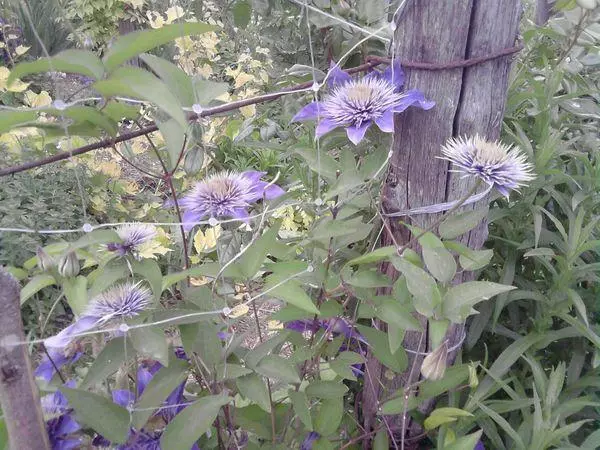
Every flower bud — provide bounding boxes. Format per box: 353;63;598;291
183;146;204;175
58;252;80;278
468;362;479;389
36;247;56;272
576;0;597;10
421;341;448;381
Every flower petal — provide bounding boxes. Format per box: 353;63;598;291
346;122;370;145
55;414;81;436
241;170;267;183
292;102;321;122
44;316;100;349
35;349;82;382
315;119;339;138
232;208;250;222
327;61;351;87
112;389;135;409
393;89;435;113
383;60;405;89
375;110;395;132
182;210;203;231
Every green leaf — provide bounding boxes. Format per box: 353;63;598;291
20;274;55;305
442;281;516;323
306;381;349;399
374;298;422;331
133;358;188;429
356;324;407;372
346;269;391;288
255;355;300;383
244;331;290;368
215;364;252;380
390;256;441;317
438;207;488;239
179;322;222;369
44;106;118;136
81;337;134;389
264;276;319;314
314;397;344;436
289;390;312;430
381;365;469;414
162;263;220;291
8;50;105;84
346;246;397;266
424;407;473;430
130;259;163;302
0;110;38;134
61;276;87;315
160;394;230;450
476;402;525;450
129;327;169;366
237;374;271;412
233;0;252;28
458;249;494;271
157;118;186;169
468;334;544;407
422;246;457;284
61;387;130;444
443;430;483;450
103;23;217;72
193;79;230;106
373;430;389;450
566;288;589;326
140;53;194;106
237;222;282;279
93;67;187;129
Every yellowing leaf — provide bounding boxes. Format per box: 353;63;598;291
268;320;283;330
234;72;254;88
15;45;30;56
193;226;221;253
97;161;122;177
130;139;146;154
165;6;185;24
127;0;145;8
227;304;249;318
190;276;211;286
147;11;165;29
24;90;52;108
240;104;255;118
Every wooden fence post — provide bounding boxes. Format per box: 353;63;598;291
362;0;522;446
0;268;50;450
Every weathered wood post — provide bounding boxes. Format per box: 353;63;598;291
362;0;521;446
0;268;50;450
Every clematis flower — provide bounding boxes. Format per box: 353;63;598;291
106;224;157;259
93;351;199;450
44;283;151;350
179;170;285;231
440;135;535;198
301;431;320;450
35;348;82;382
292;61;434;144
285;317;365;343
41;383;82;450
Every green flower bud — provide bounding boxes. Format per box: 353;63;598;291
468;362;479;389
58;252;80;278
36;247;56;272
421;341;448;381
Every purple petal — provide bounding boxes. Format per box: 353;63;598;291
55;415;81;436
301;432;320;450
315;119;339;138
182;210;202;231
285;319;319;334
392;89;435;113
496;184;510;199
375;110;395;133
137;367;154;396
346;122;370;145
112;389;135;409
292;102;321;122
247;179;286;202
44;316;100;350
241;170;267;183
383;60;405;89
54;439;84;450
475;441;485;450
327;61;351;87
232;208;250;222
35;350;82;382
264;183;286;200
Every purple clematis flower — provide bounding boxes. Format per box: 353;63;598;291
301;431;320;450
292;61;434;145
41;383;83;450
94;352;199;450
44;283;151;350
35;348;82;382
106;224;157;259
179;170;285;231
286;317;365;343
474;441;485;450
